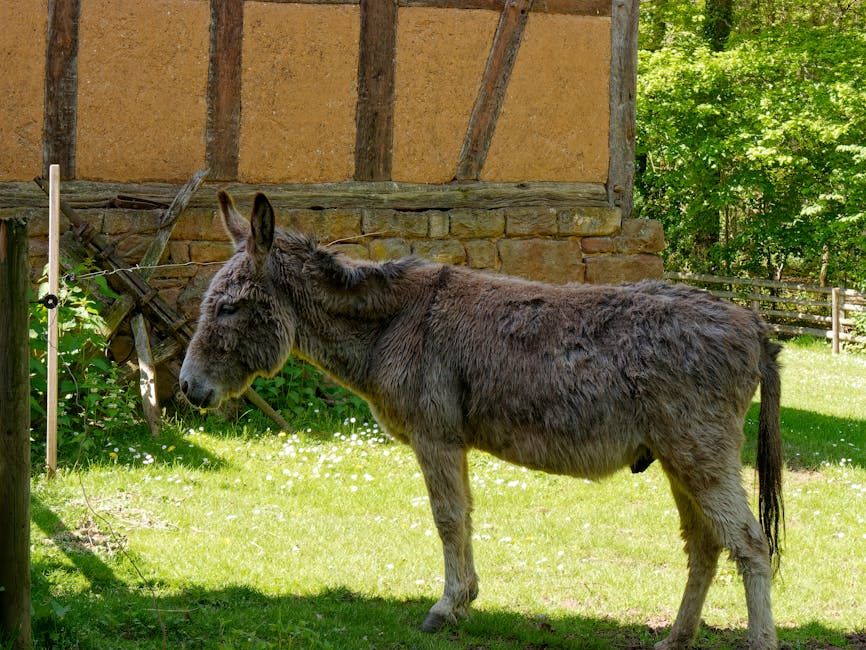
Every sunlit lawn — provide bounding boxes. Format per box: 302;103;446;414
30;340;866;648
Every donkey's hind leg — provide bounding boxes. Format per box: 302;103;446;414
655;479;723;650
666;459;777;649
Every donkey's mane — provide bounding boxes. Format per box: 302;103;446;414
274;228;428;316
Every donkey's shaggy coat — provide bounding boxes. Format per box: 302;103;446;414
180;193;784;649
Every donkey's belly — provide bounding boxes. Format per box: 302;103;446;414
469;423;644;479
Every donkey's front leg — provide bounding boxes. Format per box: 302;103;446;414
412;438;477;632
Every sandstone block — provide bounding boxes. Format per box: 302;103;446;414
101;209;160;236
450;209;505;238
580;237;615;254
558;207;621;237
584;254;664;285
369;238;411;261
428;211;450;238
498;239;584;284
168;241;191;263
173;209;229;241
363;210;428;238
189;241;235;263
615;219;666;254
285;209;361;242
464;239;498;269
505;208;558;236
412;239;466;265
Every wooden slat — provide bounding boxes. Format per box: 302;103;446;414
206;0;244;180
354;0;398;181
664;271;836;294
455;0;533;181
607;0;639;217
2;180;609;210
43;0;81;178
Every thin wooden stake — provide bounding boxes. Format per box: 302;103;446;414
831;287;841;355
46;164;60;477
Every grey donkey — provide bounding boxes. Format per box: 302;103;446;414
179;192;784;649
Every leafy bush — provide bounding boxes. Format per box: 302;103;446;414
252;359;371;430
29;274;142;465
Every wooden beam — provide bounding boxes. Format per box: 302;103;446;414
0;217;32;650
607;0;639;218
2;180;610;210
43;0;80;178
206;0;244;180
251;0;611;13
354;0;398;181
455;0;533;180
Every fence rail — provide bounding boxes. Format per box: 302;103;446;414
664;271;866;353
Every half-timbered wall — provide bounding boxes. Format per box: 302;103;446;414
1;0;662;322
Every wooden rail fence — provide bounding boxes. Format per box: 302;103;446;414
665;271;866;354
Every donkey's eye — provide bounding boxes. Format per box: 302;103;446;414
217;302;238;317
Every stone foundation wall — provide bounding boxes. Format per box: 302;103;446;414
22;204;664;323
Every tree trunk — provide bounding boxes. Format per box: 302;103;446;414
0;217;32;650
704;0;734;51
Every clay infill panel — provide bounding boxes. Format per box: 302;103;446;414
76;0;209;182
239;3;359;184
393;8;497;184
0;0;46;181
482;14;611;183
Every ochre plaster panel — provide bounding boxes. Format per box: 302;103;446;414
76;0;209;181
392;8;497;183
482;14;610;183
239;3;359;183
0;0;46;180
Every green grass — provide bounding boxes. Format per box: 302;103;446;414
29;340;866;649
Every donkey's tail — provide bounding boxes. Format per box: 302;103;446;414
757;337;784;570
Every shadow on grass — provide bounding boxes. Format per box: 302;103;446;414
30;502;861;649
743;405;866;470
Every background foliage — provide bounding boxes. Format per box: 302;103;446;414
636;0;866;287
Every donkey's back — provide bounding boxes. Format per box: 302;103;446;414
371;268;766;479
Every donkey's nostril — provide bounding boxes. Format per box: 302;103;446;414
180;380;189;395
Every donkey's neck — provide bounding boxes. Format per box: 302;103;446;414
293;312;387;399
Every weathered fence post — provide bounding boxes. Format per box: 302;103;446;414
831;287;841;355
0;216;32;650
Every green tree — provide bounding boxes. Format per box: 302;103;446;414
636;22;866;286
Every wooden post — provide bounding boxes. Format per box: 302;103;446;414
608;0;639;217
831;287;841;355
46;164;61;476
0;216;32;650
131;315;161;435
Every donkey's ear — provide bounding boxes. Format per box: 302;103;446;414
249;193;275;259
217;191;249;247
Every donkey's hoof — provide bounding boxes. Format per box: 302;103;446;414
420;611;453;633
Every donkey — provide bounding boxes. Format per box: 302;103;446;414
179;192;784;649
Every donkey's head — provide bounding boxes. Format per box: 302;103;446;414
179;191;295;408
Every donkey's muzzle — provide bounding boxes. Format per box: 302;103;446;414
179;376;216;408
